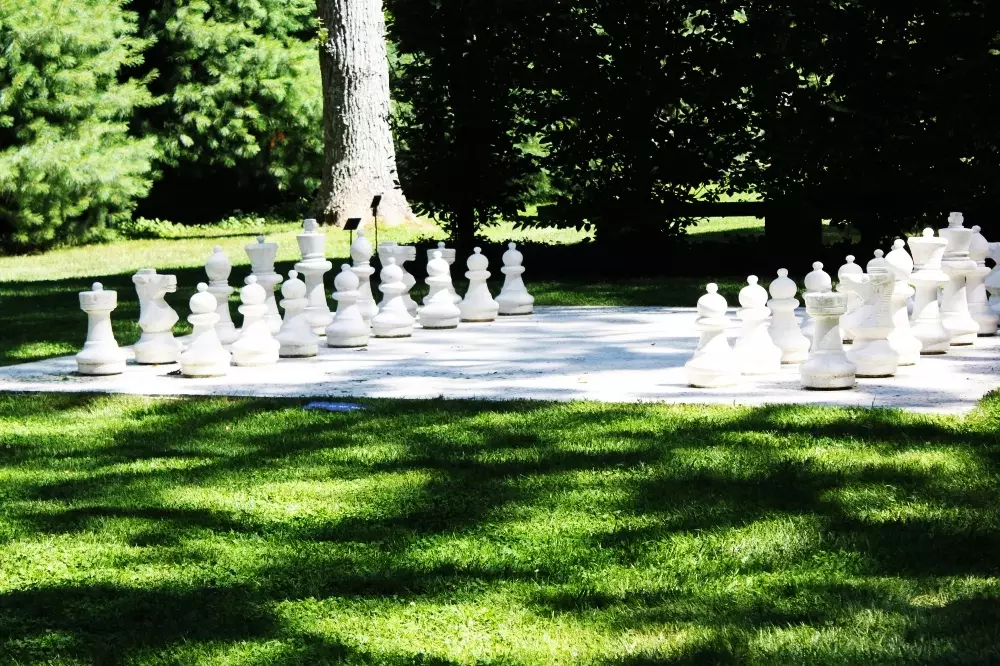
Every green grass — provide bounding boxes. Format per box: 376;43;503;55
1;392;999;664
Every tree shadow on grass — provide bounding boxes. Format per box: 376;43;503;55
1;395;1000;663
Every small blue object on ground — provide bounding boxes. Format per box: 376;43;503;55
303;401;366;412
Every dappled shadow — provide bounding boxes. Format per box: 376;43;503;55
1;394;1000;663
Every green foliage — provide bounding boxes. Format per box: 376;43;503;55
0;0;157;250
132;0;323;221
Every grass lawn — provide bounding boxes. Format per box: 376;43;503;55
1;392;999;664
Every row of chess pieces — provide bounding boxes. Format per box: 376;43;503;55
685;212;1000;389
74;219;535;377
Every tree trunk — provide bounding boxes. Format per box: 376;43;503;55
315;0;413;228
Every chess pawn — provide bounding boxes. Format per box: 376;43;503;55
350;230;379;326
907;228;952;354
426;241;461;305
938;212;979;345
496;242;535;315
967;226;998;336
245;235;283;334
76;282;127;375
419;251;462;329
327;264;371;347
376;240;399;311
295;219;334;335
276;270;319;357
883;239;923;365
132;268;182;364
205;245;239;345
231;275;280;366
800;287;856;390
372;258;415;337
800;262;831;346
685;283;740;388
841;267;899;378
733;276;781;375
179;284;231;377
767;269;810;364
986;242;1000;317
837;255;864;343
459;248;500;322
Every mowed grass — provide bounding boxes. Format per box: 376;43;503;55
1;392;999;664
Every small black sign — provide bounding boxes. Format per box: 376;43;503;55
344;217;362;230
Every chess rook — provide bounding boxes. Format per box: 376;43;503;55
245;235;283;334
76;282;127;375
295;219;334;335
205;246;239;345
800;264;856;389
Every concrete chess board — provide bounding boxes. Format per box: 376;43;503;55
2;306;998;414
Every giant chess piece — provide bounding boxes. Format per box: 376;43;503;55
884;239;923;365
426;241;461;305
76;282;127;375
496;242;535;315
841;267;899;378
372;258;415;338
276;270;319;357
800;269;856;390
180;284;231;377
245;235;283;334
420;250;462;329
938;212;979;345
396;244;419;316
376;241;399;310
967;226;998;336
350;230;379;326
327;264;371;347
907;228;951;354
459;248;500;322
295;219;334;335
231;276;280;366
685;283;740;388
986;241;1000;317
800;262;830;347
767;269;810;364
734;276;781;375
205;245;239;345
132;268;182;364
837;255;864;343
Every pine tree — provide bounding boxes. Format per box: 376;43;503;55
131;0;323;221
0;0;157;250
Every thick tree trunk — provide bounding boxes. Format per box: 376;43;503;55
315;0;413;228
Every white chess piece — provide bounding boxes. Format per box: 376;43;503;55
350;230;379;326
276;270;320;357
883;239;923;365
245;235;283;334
967;226;998;336
836;255;864;343
295;219;334;335
372;258;415;337
180;283;231;377
327;264;371;347
76;282;127;375
459;248;500;322
986;242;1000;317
420;250;462;329
132;268;182;364
800;282;856;390
376;241;399;311
907;228;951;354
205;245;239;345
685;283;740;388
800;262;829;346
841;267;899;378
496;242;535;315
426;241;461;305
396;245;419;316
231;275;280;366
938;212;979;345
767;269;810;364
733;276;781;375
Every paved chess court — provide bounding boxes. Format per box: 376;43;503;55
2;306;998;414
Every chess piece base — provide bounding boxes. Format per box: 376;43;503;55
498;305;534;316
181;361;230;378
372;329;413;338
327;337;369;348
76;359;127;375
687;367;741;388
800;353;856;390
133;337;181;365
279;344;318;358
421;318;460;329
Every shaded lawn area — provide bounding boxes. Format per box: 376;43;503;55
2;392;1000;664
0;267;746;366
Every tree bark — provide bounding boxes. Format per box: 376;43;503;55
315;0;413;228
